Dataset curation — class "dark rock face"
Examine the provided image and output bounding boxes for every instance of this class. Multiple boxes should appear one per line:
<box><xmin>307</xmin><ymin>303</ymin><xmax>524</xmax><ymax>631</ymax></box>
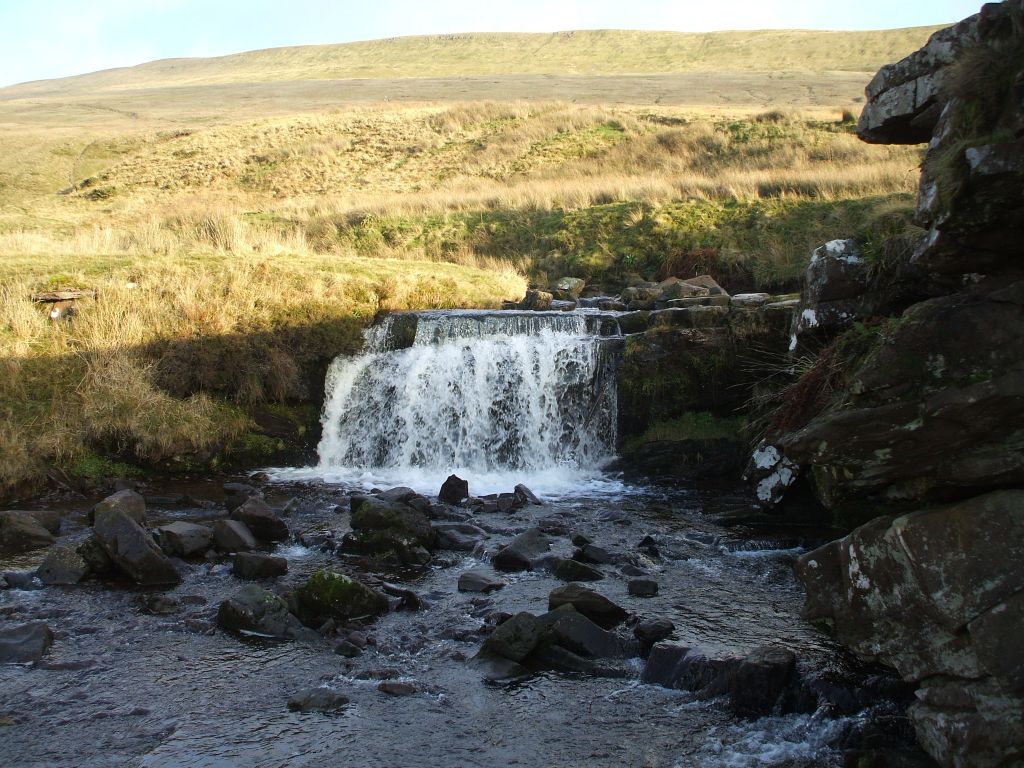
<box><xmin>291</xmin><ymin>570</ymin><xmax>388</xmax><ymax>627</ymax></box>
<box><xmin>771</xmin><ymin>9</ymin><xmax>1024</xmax><ymax>763</ymax></box>
<box><xmin>0</xmin><ymin>511</ymin><xmax>56</xmax><ymax>553</ymax></box>
<box><xmin>37</xmin><ymin>544</ymin><xmax>90</xmax><ymax>585</ymax></box>
<box><xmin>480</xmin><ymin>612</ymin><xmax>543</xmax><ymax>662</ymax></box>
<box><xmin>232</xmin><ymin>552</ymin><xmax>288</xmax><ymax>580</ymax></box>
<box><xmin>154</xmin><ymin>522</ymin><xmax>213</xmax><ymax>559</ymax></box>
<box><xmin>89</xmin><ymin>490</ymin><xmax>146</xmax><ymax>526</ymax></box>
<box><xmin>538</xmin><ymin>607</ymin><xmax>624</xmax><ymax>659</ymax></box>
<box><xmin>217</xmin><ymin>584</ymin><xmax>315</xmax><ymax>641</ymax></box>
<box><xmin>0</xmin><ymin>622</ymin><xmax>53</xmax><ymax>664</ymax></box>
<box><xmin>229</xmin><ymin>497</ymin><xmax>289</xmax><ymax>543</ymax></box>
<box><xmin>93</xmin><ymin>507</ymin><xmax>180</xmax><ymax>586</ymax></box>
<box><xmin>286</xmin><ymin>688</ymin><xmax>349</xmax><ymax>713</ymax></box>
<box><xmin>548</xmin><ymin>584</ymin><xmax>628</xmax><ymax>629</ymax></box>
<box><xmin>491</xmin><ymin>528</ymin><xmax>551</xmax><ymax>572</ymax></box>
<box><xmin>438</xmin><ymin>474</ymin><xmax>470</xmax><ymax>505</ymax></box>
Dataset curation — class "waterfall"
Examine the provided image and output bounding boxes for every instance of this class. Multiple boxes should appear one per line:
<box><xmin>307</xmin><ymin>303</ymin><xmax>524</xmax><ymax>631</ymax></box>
<box><xmin>315</xmin><ymin>310</ymin><xmax>621</xmax><ymax>495</ymax></box>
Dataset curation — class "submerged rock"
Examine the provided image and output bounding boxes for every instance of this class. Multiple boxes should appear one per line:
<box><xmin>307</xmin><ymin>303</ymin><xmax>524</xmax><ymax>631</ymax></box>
<box><xmin>217</xmin><ymin>584</ymin><xmax>314</xmax><ymax>641</ymax></box>
<box><xmin>457</xmin><ymin>569</ymin><xmax>505</xmax><ymax>594</ymax></box>
<box><xmin>286</xmin><ymin>687</ymin><xmax>350</xmax><ymax>713</ymax></box>
<box><xmin>93</xmin><ymin>507</ymin><xmax>180</xmax><ymax>586</ymax></box>
<box><xmin>0</xmin><ymin>622</ymin><xmax>53</xmax><ymax>664</ymax></box>
<box><xmin>291</xmin><ymin>570</ymin><xmax>388</xmax><ymax>627</ymax></box>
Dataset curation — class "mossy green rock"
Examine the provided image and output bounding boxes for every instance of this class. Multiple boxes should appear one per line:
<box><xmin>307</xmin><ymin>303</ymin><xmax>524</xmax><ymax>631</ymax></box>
<box><xmin>292</xmin><ymin>570</ymin><xmax>388</xmax><ymax>627</ymax></box>
<box><xmin>347</xmin><ymin>497</ymin><xmax>436</xmax><ymax>564</ymax></box>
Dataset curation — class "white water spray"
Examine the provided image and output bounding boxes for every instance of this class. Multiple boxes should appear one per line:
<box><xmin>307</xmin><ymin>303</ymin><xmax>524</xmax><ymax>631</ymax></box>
<box><xmin>313</xmin><ymin>310</ymin><xmax>621</xmax><ymax>495</ymax></box>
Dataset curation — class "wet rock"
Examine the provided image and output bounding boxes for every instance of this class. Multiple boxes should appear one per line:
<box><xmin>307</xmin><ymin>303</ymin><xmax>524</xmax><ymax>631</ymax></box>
<box><xmin>223</xmin><ymin>482</ymin><xmax>262</xmax><ymax>513</ymax></box>
<box><xmin>212</xmin><ymin>519</ymin><xmax>258</xmax><ymax>552</ymax></box>
<box><xmin>730</xmin><ymin>293</ymin><xmax>770</xmax><ymax>308</ymax></box>
<box><xmin>217</xmin><ymin>584</ymin><xmax>315</xmax><ymax>641</ymax></box>
<box><xmin>291</xmin><ymin>570</ymin><xmax>389</xmax><ymax>627</ymax></box>
<box><xmin>376</xmin><ymin>486</ymin><xmax>419</xmax><ymax>504</ymax></box>
<box><xmin>89</xmin><ymin>490</ymin><xmax>147</xmax><ymax>526</ymax></box>
<box><xmin>154</xmin><ymin>522</ymin><xmax>213</xmax><ymax>558</ymax></box>
<box><xmin>287</xmin><ymin>688</ymin><xmax>350</xmax><ymax>713</ymax></box>
<box><xmin>744</xmin><ymin>440</ymin><xmax>800</xmax><ymax>509</ymax></box>
<box><xmin>519</xmin><ymin>289</ymin><xmax>553</xmax><ymax>311</ymax></box>
<box><xmin>378</xmin><ymin>681</ymin><xmax>417</xmax><ymax>696</ymax></box>
<box><xmin>0</xmin><ymin>511</ymin><xmax>56</xmax><ymax>553</ymax></box>
<box><xmin>432</xmin><ymin>522</ymin><xmax>488</xmax><ymax>551</ymax></box>
<box><xmin>552</xmin><ymin>276</ymin><xmax>586</xmax><ymax>300</ymax></box>
<box><xmin>634</xmin><ymin>618</ymin><xmax>674</xmax><ymax>654</ymax></box>
<box><xmin>37</xmin><ymin>544</ymin><xmax>89</xmax><ymax>585</ymax></box>
<box><xmin>229</xmin><ymin>497</ymin><xmax>289</xmax><ymax>543</ymax></box>
<box><xmin>457</xmin><ymin>570</ymin><xmax>505</xmax><ymax>593</ymax></box>
<box><xmin>617</xmin><ymin>310</ymin><xmax>650</xmax><ymax>334</ymax></box>
<box><xmin>348</xmin><ymin>496</ymin><xmax>435</xmax><ymax>563</ymax></box>
<box><xmin>538</xmin><ymin>606</ymin><xmax>624</xmax><ymax>658</ymax></box>
<box><xmin>628</xmin><ymin>578</ymin><xmax>659</xmax><ymax>598</ymax></box>
<box><xmin>438</xmin><ymin>474</ymin><xmax>470</xmax><ymax>505</ymax></box>
<box><xmin>334</xmin><ymin>640</ymin><xmax>362</xmax><ymax>658</ymax></box>
<box><xmin>571</xmin><ymin>533</ymin><xmax>592</xmax><ymax>547</ymax></box>
<box><xmin>480</xmin><ymin>612</ymin><xmax>542</xmax><ymax>662</ymax></box>
<box><xmin>143</xmin><ymin>594</ymin><xmax>180</xmax><ymax>615</ymax></box>
<box><xmin>513</xmin><ymin>483</ymin><xmax>542</xmax><ymax>506</ymax></box>
<box><xmin>728</xmin><ymin>646</ymin><xmax>797</xmax><ymax>717</ymax></box>
<box><xmin>76</xmin><ymin>536</ymin><xmax>115</xmax><ymax>575</ymax></box>
<box><xmin>0</xmin><ymin>622</ymin><xmax>53</xmax><ymax>664</ymax></box>
<box><xmin>552</xmin><ymin>558</ymin><xmax>604</xmax><ymax>582</ymax></box>
<box><xmin>573</xmin><ymin>543</ymin><xmax>617</xmax><ymax>564</ymax></box>
<box><xmin>549</xmin><ymin>584</ymin><xmax>629</xmax><ymax>629</ymax></box>
<box><xmin>535</xmin><ymin>518</ymin><xmax>569</xmax><ymax>536</ymax></box>
<box><xmin>93</xmin><ymin>506</ymin><xmax>180</xmax><ymax>586</ymax></box>
<box><xmin>232</xmin><ymin>552</ymin><xmax>288</xmax><ymax>580</ymax></box>
<box><xmin>491</xmin><ymin>527</ymin><xmax>551</xmax><ymax>572</ymax></box>
<box><xmin>3</xmin><ymin>571</ymin><xmax>42</xmax><ymax>590</ymax></box>
<box><xmin>470</xmin><ymin>654</ymin><xmax>531</xmax><ymax>683</ymax></box>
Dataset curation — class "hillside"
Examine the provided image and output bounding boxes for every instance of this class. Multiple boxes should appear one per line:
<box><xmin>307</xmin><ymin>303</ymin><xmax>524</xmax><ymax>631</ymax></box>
<box><xmin>2</xmin><ymin>28</ymin><xmax>943</xmax><ymax>96</ymax></box>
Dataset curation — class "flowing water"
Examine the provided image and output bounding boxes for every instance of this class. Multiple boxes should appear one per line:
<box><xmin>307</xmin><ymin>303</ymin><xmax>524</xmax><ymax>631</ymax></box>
<box><xmin>0</xmin><ymin>309</ymin><xmax>923</xmax><ymax>767</ymax></box>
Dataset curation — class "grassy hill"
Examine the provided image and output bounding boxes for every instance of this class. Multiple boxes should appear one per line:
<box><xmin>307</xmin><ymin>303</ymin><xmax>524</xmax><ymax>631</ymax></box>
<box><xmin>3</xmin><ymin>28</ymin><xmax>941</xmax><ymax>96</ymax></box>
<box><xmin>0</xmin><ymin>26</ymin><xmax>939</xmax><ymax>496</ymax></box>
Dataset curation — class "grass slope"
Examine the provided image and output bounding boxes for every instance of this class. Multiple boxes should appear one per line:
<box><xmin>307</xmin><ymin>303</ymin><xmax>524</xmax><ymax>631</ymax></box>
<box><xmin>3</xmin><ymin>28</ymin><xmax>942</xmax><ymax>95</ymax></box>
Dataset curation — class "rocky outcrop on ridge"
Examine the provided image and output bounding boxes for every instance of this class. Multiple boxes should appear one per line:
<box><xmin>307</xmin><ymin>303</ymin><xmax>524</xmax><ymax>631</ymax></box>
<box><xmin>764</xmin><ymin>3</ymin><xmax>1024</xmax><ymax>765</ymax></box>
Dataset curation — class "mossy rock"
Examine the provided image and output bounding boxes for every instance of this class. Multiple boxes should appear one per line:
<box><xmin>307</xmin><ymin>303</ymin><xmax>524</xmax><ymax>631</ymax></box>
<box><xmin>291</xmin><ymin>570</ymin><xmax>389</xmax><ymax>627</ymax></box>
<box><xmin>351</xmin><ymin>497</ymin><xmax>435</xmax><ymax>548</ymax></box>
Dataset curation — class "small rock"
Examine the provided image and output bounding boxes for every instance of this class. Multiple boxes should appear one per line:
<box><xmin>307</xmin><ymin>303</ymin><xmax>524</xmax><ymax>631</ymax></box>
<box><xmin>212</xmin><ymin>519</ymin><xmax>258</xmax><ymax>552</ymax></box>
<box><xmin>143</xmin><ymin>595</ymin><xmax>180</xmax><ymax>615</ymax></box>
<box><xmin>536</xmin><ymin>518</ymin><xmax>569</xmax><ymax>536</ymax></box>
<box><xmin>480</xmin><ymin>612</ymin><xmax>543</xmax><ymax>662</ymax></box>
<box><xmin>628</xmin><ymin>579</ymin><xmax>659</xmax><ymax>598</ymax></box>
<box><xmin>549</xmin><ymin>584</ymin><xmax>629</xmax><ymax>629</ymax></box>
<box><xmin>376</xmin><ymin>486</ymin><xmax>419</xmax><ymax>504</ymax></box>
<box><xmin>291</xmin><ymin>570</ymin><xmax>389</xmax><ymax>627</ymax></box>
<box><xmin>287</xmin><ymin>688</ymin><xmax>349</xmax><ymax>713</ymax></box>
<box><xmin>154</xmin><ymin>522</ymin><xmax>213</xmax><ymax>558</ymax></box>
<box><xmin>378</xmin><ymin>681</ymin><xmax>417</xmax><ymax>696</ymax></box>
<box><xmin>334</xmin><ymin>640</ymin><xmax>362</xmax><ymax>658</ymax></box>
<box><xmin>229</xmin><ymin>497</ymin><xmax>289</xmax><ymax>543</ymax></box>
<box><xmin>458</xmin><ymin>570</ymin><xmax>506</xmax><ymax>593</ymax></box>
<box><xmin>634</xmin><ymin>618</ymin><xmax>675</xmax><ymax>644</ymax></box>
<box><xmin>2</xmin><ymin>572</ymin><xmax>42</xmax><ymax>590</ymax></box>
<box><xmin>491</xmin><ymin>528</ymin><xmax>551</xmax><ymax>572</ymax></box>
<box><xmin>0</xmin><ymin>622</ymin><xmax>53</xmax><ymax>664</ymax></box>
<box><xmin>0</xmin><ymin>511</ymin><xmax>56</xmax><ymax>554</ymax></box>
<box><xmin>574</xmin><ymin>543</ymin><xmax>617</xmax><ymax>564</ymax></box>
<box><xmin>571</xmin><ymin>533</ymin><xmax>592</xmax><ymax>547</ymax></box>
<box><xmin>217</xmin><ymin>584</ymin><xmax>316</xmax><ymax>641</ymax></box>
<box><xmin>438</xmin><ymin>474</ymin><xmax>470</xmax><ymax>505</ymax></box>
<box><xmin>433</xmin><ymin>522</ymin><xmax>488</xmax><ymax>552</ymax></box>
<box><xmin>37</xmin><ymin>544</ymin><xmax>90</xmax><ymax>585</ymax></box>
<box><xmin>552</xmin><ymin>558</ymin><xmax>604</xmax><ymax>582</ymax></box>
<box><xmin>232</xmin><ymin>552</ymin><xmax>288</xmax><ymax>580</ymax></box>
<box><xmin>513</xmin><ymin>484</ymin><xmax>542</xmax><ymax>505</ymax></box>
<box><xmin>223</xmin><ymin>483</ymin><xmax>262</xmax><ymax>513</ymax></box>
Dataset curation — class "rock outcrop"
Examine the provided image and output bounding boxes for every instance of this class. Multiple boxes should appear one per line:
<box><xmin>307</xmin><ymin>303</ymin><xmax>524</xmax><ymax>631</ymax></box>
<box><xmin>764</xmin><ymin>5</ymin><xmax>1024</xmax><ymax>765</ymax></box>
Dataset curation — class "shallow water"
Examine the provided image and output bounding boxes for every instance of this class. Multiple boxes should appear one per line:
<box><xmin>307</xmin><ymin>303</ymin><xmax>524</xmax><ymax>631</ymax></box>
<box><xmin>0</xmin><ymin>476</ymin><xmax>913</xmax><ymax>768</ymax></box>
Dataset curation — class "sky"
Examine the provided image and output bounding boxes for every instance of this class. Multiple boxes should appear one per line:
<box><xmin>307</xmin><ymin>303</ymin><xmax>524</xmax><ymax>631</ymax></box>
<box><xmin>0</xmin><ymin>0</ymin><xmax>984</xmax><ymax>88</ymax></box>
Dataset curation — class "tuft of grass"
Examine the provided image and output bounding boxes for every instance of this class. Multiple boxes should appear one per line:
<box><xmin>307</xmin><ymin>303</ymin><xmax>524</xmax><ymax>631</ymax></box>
<box><xmin>624</xmin><ymin>411</ymin><xmax>748</xmax><ymax>452</ymax></box>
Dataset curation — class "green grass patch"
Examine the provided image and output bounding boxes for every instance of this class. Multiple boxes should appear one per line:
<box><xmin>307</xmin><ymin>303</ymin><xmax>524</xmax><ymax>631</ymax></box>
<box><xmin>624</xmin><ymin>411</ymin><xmax>748</xmax><ymax>452</ymax></box>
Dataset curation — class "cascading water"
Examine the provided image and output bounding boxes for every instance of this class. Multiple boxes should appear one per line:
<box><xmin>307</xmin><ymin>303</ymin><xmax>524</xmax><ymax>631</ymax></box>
<box><xmin>314</xmin><ymin>310</ymin><xmax>622</xmax><ymax>495</ymax></box>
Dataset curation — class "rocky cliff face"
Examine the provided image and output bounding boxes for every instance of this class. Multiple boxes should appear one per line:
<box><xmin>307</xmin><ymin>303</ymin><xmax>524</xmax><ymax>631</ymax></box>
<box><xmin>767</xmin><ymin>3</ymin><xmax>1024</xmax><ymax>765</ymax></box>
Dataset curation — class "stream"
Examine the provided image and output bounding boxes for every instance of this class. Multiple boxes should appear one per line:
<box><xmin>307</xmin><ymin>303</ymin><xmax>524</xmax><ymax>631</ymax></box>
<box><xmin>0</xmin><ymin>309</ymin><xmax>921</xmax><ymax>767</ymax></box>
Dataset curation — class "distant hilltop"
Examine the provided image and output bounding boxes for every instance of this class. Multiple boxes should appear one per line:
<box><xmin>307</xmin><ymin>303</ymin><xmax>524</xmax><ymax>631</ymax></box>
<box><xmin>2</xmin><ymin>27</ymin><xmax>944</xmax><ymax>95</ymax></box>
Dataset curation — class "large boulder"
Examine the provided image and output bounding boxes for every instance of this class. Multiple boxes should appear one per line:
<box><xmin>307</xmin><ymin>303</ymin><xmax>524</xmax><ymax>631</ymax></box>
<box><xmin>92</xmin><ymin>507</ymin><xmax>180</xmax><ymax>586</ymax></box>
<box><xmin>479</xmin><ymin>612</ymin><xmax>543</xmax><ymax>662</ymax></box>
<box><xmin>229</xmin><ymin>497</ymin><xmax>289</xmax><ymax>543</ymax></box>
<box><xmin>232</xmin><ymin>552</ymin><xmax>288</xmax><ymax>580</ymax></box>
<box><xmin>491</xmin><ymin>528</ymin><xmax>551</xmax><ymax>572</ymax></box>
<box><xmin>291</xmin><ymin>570</ymin><xmax>388</xmax><ymax>627</ymax></box>
<box><xmin>438</xmin><ymin>475</ymin><xmax>470</xmax><ymax>505</ymax></box>
<box><xmin>0</xmin><ymin>622</ymin><xmax>53</xmax><ymax>664</ymax></box>
<box><xmin>0</xmin><ymin>511</ymin><xmax>56</xmax><ymax>553</ymax></box>
<box><xmin>217</xmin><ymin>584</ymin><xmax>315</xmax><ymax>641</ymax></box>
